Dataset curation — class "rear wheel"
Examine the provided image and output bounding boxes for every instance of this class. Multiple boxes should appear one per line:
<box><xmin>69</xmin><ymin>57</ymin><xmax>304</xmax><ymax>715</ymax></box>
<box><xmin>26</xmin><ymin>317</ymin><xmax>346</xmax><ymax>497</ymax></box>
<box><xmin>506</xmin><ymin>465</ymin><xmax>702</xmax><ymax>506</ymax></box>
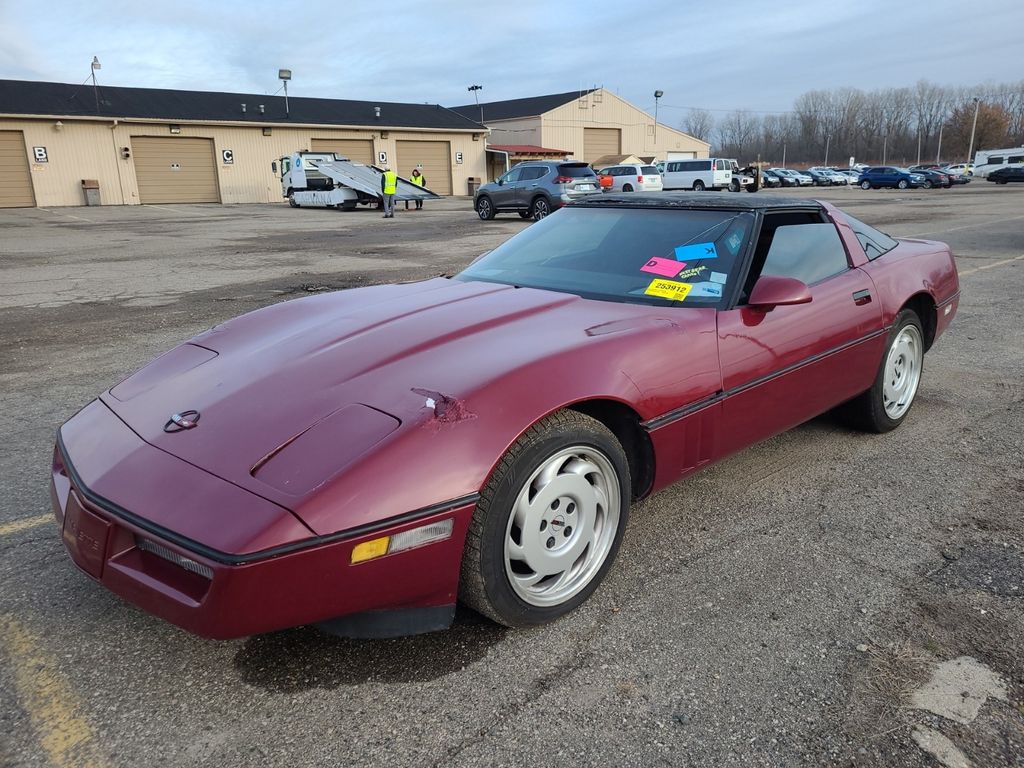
<box><xmin>622</xmin><ymin>184</ymin><xmax>634</xmax><ymax>192</ymax></box>
<box><xmin>923</xmin><ymin>180</ymin><xmax>933</xmax><ymax>189</ymax></box>
<box><xmin>729</xmin><ymin>179</ymin><xmax>740</xmax><ymax>192</ymax></box>
<box><xmin>460</xmin><ymin>411</ymin><xmax>630</xmax><ymax>626</ymax></box>
<box><xmin>897</xmin><ymin>179</ymin><xmax>909</xmax><ymax>190</ymax></box>
<box><xmin>692</xmin><ymin>180</ymin><xmax>706</xmax><ymax>192</ymax></box>
<box><xmin>288</xmin><ymin>193</ymin><xmax>299</xmax><ymax>208</ymax></box>
<box><xmin>860</xmin><ymin>181</ymin><xmax>871</xmax><ymax>190</ymax></box>
<box><xmin>842</xmin><ymin>309</ymin><xmax>925</xmax><ymax>432</ymax></box>
<box><xmin>531</xmin><ymin>197</ymin><xmax>551</xmax><ymax>221</ymax></box>
<box><xmin>476</xmin><ymin>196</ymin><xmax>495</xmax><ymax>220</ymax></box>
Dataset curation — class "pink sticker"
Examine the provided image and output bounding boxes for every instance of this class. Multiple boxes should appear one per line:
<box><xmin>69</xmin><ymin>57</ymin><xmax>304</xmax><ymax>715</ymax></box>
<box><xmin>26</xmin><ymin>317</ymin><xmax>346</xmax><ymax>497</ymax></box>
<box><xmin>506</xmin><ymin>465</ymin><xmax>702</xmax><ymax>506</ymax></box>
<box><xmin>641</xmin><ymin>257</ymin><xmax>686</xmax><ymax>277</ymax></box>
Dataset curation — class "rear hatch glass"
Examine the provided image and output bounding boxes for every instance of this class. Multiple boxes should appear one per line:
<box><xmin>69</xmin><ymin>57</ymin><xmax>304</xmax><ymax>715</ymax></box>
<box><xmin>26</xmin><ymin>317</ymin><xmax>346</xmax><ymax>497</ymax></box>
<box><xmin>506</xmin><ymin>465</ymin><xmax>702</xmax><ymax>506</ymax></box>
<box><xmin>641</xmin><ymin>166</ymin><xmax>659</xmax><ymax>175</ymax></box>
<box><xmin>557</xmin><ymin>164</ymin><xmax>596</xmax><ymax>177</ymax></box>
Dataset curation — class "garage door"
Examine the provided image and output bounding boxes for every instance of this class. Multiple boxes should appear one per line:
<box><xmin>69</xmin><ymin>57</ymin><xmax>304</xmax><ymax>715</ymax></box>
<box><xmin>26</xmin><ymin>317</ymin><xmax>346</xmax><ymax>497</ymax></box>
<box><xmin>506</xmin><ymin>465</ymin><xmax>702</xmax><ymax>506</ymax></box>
<box><xmin>583</xmin><ymin>128</ymin><xmax>621</xmax><ymax>164</ymax></box>
<box><xmin>310</xmin><ymin>138</ymin><xmax>374</xmax><ymax>165</ymax></box>
<box><xmin>0</xmin><ymin>131</ymin><xmax>35</xmax><ymax>208</ymax></box>
<box><xmin>396</xmin><ymin>140</ymin><xmax>451</xmax><ymax>195</ymax></box>
<box><xmin>132</xmin><ymin>137</ymin><xmax>220</xmax><ymax>204</ymax></box>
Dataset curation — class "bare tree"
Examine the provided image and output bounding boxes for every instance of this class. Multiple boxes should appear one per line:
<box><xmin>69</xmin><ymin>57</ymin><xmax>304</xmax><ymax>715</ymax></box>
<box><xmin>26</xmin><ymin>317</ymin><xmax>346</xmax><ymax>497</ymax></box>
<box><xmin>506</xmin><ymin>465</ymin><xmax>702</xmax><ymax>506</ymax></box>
<box><xmin>680</xmin><ymin>108</ymin><xmax>715</xmax><ymax>143</ymax></box>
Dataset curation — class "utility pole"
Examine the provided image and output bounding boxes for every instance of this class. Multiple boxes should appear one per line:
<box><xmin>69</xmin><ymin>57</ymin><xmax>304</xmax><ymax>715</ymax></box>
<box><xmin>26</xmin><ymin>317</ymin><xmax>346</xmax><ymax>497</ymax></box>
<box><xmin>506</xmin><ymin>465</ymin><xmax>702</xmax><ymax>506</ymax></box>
<box><xmin>883</xmin><ymin>135</ymin><xmax>888</xmax><ymax>165</ymax></box>
<box><xmin>916</xmin><ymin>132</ymin><xmax>922</xmax><ymax>166</ymax></box>
<box><xmin>966</xmin><ymin>97</ymin><xmax>980</xmax><ymax>166</ymax></box>
<box><xmin>278</xmin><ymin>69</ymin><xmax>292</xmax><ymax>118</ymax></box>
<box><xmin>824</xmin><ymin>134</ymin><xmax>830</xmax><ymax>167</ymax></box>
<box><xmin>653</xmin><ymin>90</ymin><xmax>663</xmax><ymax>143</ymax></box>
<box><xmin>936</xmin><ymin>125</ymin><xmax>943</xmax><ymax>165</ymax></box>
<box><xmin>782</xmin><ymin>143</ymin><xmax>786</xmax><ymax>168</ymax></box>
<box><xmin>90</xmin><ymin>56</ymin><xmax>101</xmax><ymax>112</ymax></box>
<box><xmin>468</xmin><ymin>85</ymin><xmax>483</xmax><ymax>124</ymax></box>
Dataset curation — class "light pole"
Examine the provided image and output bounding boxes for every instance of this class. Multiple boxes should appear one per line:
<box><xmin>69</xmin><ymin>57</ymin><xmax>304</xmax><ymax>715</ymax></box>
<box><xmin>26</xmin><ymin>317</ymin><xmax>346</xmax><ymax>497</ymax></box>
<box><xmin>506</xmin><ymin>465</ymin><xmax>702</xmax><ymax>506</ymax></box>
<box><xmin>882</xmin><ymin>134</ymin><xmax>888</xmax><ymax>165</ymax></box>
<box><xmin>653</xmin><ymin>90</ymin><xmax>663</xmax><ymax>142</ymax></box>
<box><xmin>966</xmin><ymin>97</ymin><xmax>980</xmax><ymax>166</ymax></box>
<box><xmin>90</xmin><ymin>56</ymin><xmax>101</xmax><ymax>112</ymax></box>
<box><xmin>468</xmin><ymin>85</ymin><xmax>483</xmax><ymax>124</ymax></box>
<box><xmin>916</xmin><ymin>131</ymin><xmax>922</xmax><ymax>166</ymax></box>
<box><xmin>824</xmin><ymin>134</ymin><xmax>831</xmax><ymax>167</ymax></box>
<box><xmin>781</xmin><ymin>143</ymin><xmax>786</xmax><ymax>168</ymax></box>
<box><xmin>936</xmin><ymin>124</ymin><xmax>943</xmax><ymax>165</ymax></box>
<box><xmin>280</xmin><ymin>68</ymin><xmax>292</xmax><ymax>118</ymax></box>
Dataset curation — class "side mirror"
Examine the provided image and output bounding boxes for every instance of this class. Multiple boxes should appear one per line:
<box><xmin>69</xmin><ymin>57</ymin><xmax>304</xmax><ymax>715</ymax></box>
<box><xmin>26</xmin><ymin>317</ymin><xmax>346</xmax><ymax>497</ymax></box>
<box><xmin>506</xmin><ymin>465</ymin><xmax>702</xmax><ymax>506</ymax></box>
<box><xmin>496</xmin><ymin>178</ymin><xmax>504</xmax><ymax>186</ymax></box>
<box><xmin>271</xmin><ymin>161</ymin><xmax>278</xmax><ymax>173</ymax></box>
<box><xmin>748</xmin><ymin>275</ymin><xmax>812</xmax><ymax>310</ymax></box>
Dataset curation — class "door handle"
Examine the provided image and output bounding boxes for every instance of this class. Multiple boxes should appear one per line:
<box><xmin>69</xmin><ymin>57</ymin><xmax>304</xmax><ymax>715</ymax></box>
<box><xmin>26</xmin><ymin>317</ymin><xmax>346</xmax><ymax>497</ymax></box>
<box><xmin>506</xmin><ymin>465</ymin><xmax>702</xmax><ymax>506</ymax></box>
<box><xmin>852</xmin><ymin>289</ymin><xmax>872</xmax><ymax>306</ymax></box>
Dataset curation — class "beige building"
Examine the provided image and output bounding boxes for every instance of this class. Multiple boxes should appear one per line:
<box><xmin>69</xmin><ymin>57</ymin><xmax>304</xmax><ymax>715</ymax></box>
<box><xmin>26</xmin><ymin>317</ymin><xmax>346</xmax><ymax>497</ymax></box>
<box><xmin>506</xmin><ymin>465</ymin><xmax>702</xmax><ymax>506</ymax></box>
<box><xmin>451</xmin><ymin>89</ymin><xmax>709</xmax><ymax>180</ymax></box>
<box><xmin>0</xmin><ymin>79</ymin><xmax>488</xmax><ymax>208</ymax></box>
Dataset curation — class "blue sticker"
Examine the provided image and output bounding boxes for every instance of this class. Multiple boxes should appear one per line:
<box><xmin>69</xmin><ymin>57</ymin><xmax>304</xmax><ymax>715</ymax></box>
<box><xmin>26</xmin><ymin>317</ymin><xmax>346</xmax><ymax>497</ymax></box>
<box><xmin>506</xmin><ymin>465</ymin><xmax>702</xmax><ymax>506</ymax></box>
<box><xmin>687</xmin><ymin>281</ymin><xmax>723</xmax><ymax>298</ymax></box>
<box><xmin>675</xmin><ymin>242</ymin><xmax>718</xmax><ymax>261</ymax></box>
<box><xmin>725</xmin><ymin>231</ymin><xmax>743</xmax><ymax>255</ymax></box>
<box><xmin>710</xmin><ymin>271</ymin><xmax>728</xmax><ymax>284</ymax></box>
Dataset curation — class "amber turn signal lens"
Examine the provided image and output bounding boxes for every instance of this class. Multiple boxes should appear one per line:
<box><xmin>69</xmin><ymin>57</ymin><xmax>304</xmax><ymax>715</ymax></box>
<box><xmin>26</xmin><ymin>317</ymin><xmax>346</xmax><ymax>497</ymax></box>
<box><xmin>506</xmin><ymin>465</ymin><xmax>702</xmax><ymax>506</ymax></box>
<box><xmin>350</xmin><ymin>536</ymin><xmax>390</xmax><ymax>564</ymax></box>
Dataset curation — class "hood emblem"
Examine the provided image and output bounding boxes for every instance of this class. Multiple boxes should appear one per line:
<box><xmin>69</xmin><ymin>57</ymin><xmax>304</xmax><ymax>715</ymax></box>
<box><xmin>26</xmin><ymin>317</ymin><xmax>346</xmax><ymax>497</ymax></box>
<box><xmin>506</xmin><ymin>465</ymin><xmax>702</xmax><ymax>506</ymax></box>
<box><xmin>164</xmin><ymin>410</ymin><xmax>201</xmax><ymax>432</ymax></box>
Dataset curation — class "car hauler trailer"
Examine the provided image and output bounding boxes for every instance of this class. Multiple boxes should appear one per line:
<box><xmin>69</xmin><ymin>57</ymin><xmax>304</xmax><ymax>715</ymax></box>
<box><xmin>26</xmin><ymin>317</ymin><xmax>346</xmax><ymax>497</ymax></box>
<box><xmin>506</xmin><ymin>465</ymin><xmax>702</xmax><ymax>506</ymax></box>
<box><xmin>276</xmin><ymin>152</ymin><xmax>440</xmax><ymax>210</ymax></box>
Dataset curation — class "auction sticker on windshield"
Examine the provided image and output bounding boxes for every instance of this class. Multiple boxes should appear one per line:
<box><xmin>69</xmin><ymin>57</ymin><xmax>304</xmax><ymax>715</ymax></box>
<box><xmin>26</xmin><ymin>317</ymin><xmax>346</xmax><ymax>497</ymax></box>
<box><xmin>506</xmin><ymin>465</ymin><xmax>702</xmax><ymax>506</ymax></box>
<box><xmin>675</xmin><ymin>242</ymin><xmax>718</xmax><ymax>261</ymax></box>
<box><xmin>644</xmin><ymin>279</ymin><xmax>693</xmax><ymax>301</ymax></box>
<box><xmin>641</xmin><ymin>257</ymin><xmax>687</xmax><ymax>277</ymax></box>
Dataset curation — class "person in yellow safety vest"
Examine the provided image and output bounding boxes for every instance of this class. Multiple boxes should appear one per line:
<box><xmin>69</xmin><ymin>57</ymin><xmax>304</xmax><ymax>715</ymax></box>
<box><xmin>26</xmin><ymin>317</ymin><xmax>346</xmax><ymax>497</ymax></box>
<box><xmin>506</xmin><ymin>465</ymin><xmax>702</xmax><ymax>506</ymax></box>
<box><xmin>380</xmin><ymin>166</ymin><xmax>398</xmax><ymax>218</ymax></box>
<box><xmin>409</xmin><ymin>167</ymin><xmax>427</xmax><ymax>210</ymax></box>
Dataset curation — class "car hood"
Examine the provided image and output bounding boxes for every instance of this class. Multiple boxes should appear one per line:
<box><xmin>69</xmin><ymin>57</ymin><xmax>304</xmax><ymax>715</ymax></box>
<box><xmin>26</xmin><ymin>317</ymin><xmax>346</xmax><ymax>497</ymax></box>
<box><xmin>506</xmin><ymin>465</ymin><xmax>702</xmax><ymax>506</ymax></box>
<box><xmin>100</xmin><ymin>278</ymin><xmax>679</xmax><ymax>515</ymax></box>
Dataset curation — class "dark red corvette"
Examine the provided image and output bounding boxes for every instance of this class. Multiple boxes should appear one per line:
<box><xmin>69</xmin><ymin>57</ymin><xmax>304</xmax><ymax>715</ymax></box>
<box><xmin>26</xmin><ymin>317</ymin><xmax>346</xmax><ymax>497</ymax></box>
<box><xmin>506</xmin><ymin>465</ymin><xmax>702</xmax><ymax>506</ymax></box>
<box><xmin>52</xmin><ymin>193</ymin><xmax>959</xmax><ymax>639</ymax></box>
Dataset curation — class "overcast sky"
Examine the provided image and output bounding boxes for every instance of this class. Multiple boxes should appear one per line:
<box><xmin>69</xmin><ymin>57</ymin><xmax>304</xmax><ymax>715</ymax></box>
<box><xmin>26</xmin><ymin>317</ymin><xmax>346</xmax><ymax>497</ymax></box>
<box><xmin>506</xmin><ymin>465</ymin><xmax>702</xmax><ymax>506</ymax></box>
<box><xmin>1</xmin><ymin>0</ymin><xmax>1020</xmax><ymax>120</ymax></box>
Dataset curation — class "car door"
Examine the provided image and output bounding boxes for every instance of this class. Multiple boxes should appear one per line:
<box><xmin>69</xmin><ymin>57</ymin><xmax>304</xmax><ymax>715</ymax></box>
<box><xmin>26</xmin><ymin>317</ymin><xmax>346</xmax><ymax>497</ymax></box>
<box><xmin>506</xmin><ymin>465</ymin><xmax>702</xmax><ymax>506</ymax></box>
<box><xmin>714</xmin><ymin>211</ymin><xmax>885</xmax><ymax>459</ymax></box>
<box><xmin>519</xmin><ymin>166</ymin><xmax>549</xmax><ymax>208</ymax></box>
<box><xmin>492</xmin><ymin>166</ymin><xmax>524</xmax><ymax>209</ymax></box>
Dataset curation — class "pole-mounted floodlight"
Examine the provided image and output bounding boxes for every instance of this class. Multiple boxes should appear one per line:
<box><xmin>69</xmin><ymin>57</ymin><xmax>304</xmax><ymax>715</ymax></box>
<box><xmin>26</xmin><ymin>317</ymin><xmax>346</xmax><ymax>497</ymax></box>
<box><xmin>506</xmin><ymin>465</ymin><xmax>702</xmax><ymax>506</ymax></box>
<box><xmin>279</xmin><ymin>69</ymin><xmax>292</xmax><ymax>118</ymax></box>
<box><xmin>653</xmin><ymin>90</ymin><xmax>664</xmax><ymax>142</ymax></box>
<box><xmin>468</xmin><ymin>85</ymin><xmax>483</xmax><ymax>123</ymax></box>
<box><xmin>90</xmin><ymin>56</ymin><xmax>101</xmax><ymax>112</ymax></box>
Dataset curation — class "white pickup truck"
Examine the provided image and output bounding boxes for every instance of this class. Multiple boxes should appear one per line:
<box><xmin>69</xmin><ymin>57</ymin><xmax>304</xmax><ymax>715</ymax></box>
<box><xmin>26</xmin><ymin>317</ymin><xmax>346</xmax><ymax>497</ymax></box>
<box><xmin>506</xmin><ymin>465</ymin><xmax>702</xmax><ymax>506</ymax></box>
<box><xmin>276</xmin><ymin>152</ymin><xmax>438</xmax><ymax>210</ymax></box>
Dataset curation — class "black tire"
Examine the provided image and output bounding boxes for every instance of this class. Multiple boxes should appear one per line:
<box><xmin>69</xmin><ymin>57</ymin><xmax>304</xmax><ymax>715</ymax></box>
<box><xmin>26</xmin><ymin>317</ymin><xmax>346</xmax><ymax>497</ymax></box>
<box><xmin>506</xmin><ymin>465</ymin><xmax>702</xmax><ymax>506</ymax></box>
<box><xmin>476</xmin><ymin>196</ymin><xmax>495</xmax><ymax>220</ymax></box>
<box><xmin>860</xmin><ymin>181</ymin><xmax>871</xmax><ymax>190</ymax></box>
<box><xmin>897</xmin><ymin>179</ymin><xmax>909</xmax><ymax>190</ymax></box>
<box><xmin>923</xmin><ymin>180</ymin><xmax>933</xmax><ymax>189</ymax></box>
<box><xmin>459</xmin><ymin>410</ymin><xmax>630</xmax><ymax>627</ymax></box>
<box><xmin>841</xmin><ymin>309</ymin><xmax>924</xmax><ymax>433</ymax></box>
<box><xmin>692</xmin><ymin>180</ymin><xmax>706</xmax><ymax>191</ymax></box>
<box><xmin>729</xmin><ymin>179</ymin><xmax>740</xmax><ymax>192</ymax></box>
<box><xmin>531</xmin><ymin>197</ymin><xmax>551</xmax><ymax>221</ymax></box>
<box><xmin>340</xmin><ymin>202</ymin><xmax>357</xmax><ymax>211</ymax></box>
<box><xmin>518</xmin><ymin>211</ymin><xmax>532</xmax><ymax>219</ymax></box>
<box><xmin>622</xmin><ymin>184</ymin><xmax>634</xmax><ymax>192</ymax></box>
<box><xmin>288</xmin><ymin>193</ymin><xmax>299</xmax><ymax>208</ymax></box>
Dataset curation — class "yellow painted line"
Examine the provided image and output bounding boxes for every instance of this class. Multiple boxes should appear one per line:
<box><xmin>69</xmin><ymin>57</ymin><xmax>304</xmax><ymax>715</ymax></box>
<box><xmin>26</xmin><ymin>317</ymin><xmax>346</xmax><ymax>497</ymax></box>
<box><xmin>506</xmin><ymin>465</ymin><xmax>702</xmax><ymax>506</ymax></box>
<box><xmin>959</xmin><ymin>254</ymin><xmax>1024</xmax><ymax>277</ymax></box>
<box><xmin>1</xmin><ymin>615</ymin><xmax>111</xmax><ymax>768</ymax></box>
<box><xmin>0</xmin><ymin>514</ymin><xmax>53</xmax><ymax>538</ymax></box>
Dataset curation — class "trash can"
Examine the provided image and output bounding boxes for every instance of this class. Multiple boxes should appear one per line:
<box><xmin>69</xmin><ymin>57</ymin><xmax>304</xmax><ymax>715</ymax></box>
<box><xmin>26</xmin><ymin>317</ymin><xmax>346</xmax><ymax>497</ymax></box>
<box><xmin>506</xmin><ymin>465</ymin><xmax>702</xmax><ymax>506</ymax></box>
<box><xmin>81</xmin><ymin>179</ymin><xmax>101</xmax><ymax>206</ymax></box>
<box><xmin>467</xmin><ymin>177</ymin><xmax>480</xmax><ymax>196</ymax></box>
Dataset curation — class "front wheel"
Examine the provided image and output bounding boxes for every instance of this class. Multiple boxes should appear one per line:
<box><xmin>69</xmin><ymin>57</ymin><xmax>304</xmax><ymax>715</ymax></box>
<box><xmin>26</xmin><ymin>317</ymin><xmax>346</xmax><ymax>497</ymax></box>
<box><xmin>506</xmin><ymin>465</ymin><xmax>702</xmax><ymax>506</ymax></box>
<box><xmin>860</xmin><ymin>181</ymin><xmax>871</xmax><ymax>190</ymax></box>
<box><xmin>692</xmin><ymin>180</ymin><xmax>706</xmax><ymax>191</ymax></box>
<box><xmin>531</xmin><ymin>197</ymin><xmax>551</xmax><ymax>221</ymax></box>
<box><xmin>288</xmin><ymin>193</ymin><xmax>299</xmax><ymax>208</ymax></box>
<box><xmin>842</xmin><ymin>309</ymin><xmax>925</xmax><ymax>432</ymax></box>
<box><xmin>459</xmin><ymin>411</ymin><xmax>630</xmax><ymax>627</ymax></box>
<box><xmin>476</xmin><ymin>196</ymin><xmax>495</xmax><ymax>220</ymax></box>
<box><xmin>923</xmin><ymin>180</ymin><xmax>933</xmax><ymax>189</ymax></box>
<box><xmin>729</xmin><ymin>179</ymin><xmax>740</xmax><ymax>192</ymax></box>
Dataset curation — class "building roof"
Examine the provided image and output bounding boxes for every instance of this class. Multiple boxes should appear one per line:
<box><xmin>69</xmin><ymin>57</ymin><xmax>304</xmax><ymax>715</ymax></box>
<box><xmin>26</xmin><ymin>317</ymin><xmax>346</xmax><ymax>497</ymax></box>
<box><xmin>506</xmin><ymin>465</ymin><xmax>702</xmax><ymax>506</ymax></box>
<box><xmin>450</xmin><ymin>89</ymin><xmax>597</xmax><ymax>122</ymax></box>
<box><xmin>591</xmin><ymin>154</ymin><xmax>644</xmax><ymax>167</ymax></box>
<box><xmin>487</xmin><ymin>144</ymin><xmax>570</xmax><ymax>156</ymax></box>
<box><xmin>0</xmin><ymin>79</ymin><xmax>485</xmax><ymax>130</ymax></box>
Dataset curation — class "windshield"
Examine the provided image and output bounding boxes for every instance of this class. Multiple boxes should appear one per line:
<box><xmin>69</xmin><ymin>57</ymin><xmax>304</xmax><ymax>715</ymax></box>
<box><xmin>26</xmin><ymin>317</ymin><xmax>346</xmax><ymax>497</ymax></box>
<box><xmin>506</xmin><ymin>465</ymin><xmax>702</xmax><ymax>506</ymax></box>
<box><xmin>457</xmin><ymin>207</ymin><xmax>754</xmax><ymax>307</ymax></box>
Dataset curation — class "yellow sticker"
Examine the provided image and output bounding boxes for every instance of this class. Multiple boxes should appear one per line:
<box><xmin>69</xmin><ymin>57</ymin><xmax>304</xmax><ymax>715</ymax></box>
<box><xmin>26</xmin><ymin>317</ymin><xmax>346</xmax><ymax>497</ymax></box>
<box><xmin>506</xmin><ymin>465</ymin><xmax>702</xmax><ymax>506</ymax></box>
<box><xmin>644</xmin><ymin>279</ymin><xmax>693</xmax><ymax>301</ymax></box>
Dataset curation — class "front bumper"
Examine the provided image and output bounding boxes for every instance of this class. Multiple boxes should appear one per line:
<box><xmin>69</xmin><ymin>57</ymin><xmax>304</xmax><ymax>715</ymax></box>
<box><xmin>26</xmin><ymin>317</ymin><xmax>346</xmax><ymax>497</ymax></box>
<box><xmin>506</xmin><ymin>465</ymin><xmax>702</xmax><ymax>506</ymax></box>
<box><xmin>52</xmin><ymin>402</ymin><xmax>476</xmax><ymax>639</ymax></box>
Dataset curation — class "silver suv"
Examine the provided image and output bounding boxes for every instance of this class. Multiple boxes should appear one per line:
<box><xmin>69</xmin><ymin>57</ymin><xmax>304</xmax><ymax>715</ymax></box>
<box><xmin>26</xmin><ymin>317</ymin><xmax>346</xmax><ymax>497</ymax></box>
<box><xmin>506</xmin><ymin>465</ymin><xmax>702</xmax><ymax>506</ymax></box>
<box><xmin>475</xmin><ymin>161</ymin><xmax>600</xmax><ymax>221</ymax></box>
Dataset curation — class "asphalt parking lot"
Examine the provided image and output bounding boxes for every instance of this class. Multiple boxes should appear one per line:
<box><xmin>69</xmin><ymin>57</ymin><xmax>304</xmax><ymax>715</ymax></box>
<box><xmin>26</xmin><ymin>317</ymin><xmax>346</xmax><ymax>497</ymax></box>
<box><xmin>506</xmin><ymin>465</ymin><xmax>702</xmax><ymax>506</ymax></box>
<box><xmin>1</xmin><ymin>184</ymin><xmax>1023</xmax><ymax>767</ymax></box>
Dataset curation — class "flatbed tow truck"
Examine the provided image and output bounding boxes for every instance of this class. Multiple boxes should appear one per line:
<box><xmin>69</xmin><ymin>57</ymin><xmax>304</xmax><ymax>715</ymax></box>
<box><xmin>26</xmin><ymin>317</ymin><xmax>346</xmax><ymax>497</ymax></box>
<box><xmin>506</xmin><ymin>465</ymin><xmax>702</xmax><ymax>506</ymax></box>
<box><xmin>276</xmin><ymin>152</ymin><xmax>439</xmax><ymax>210</ymax></box>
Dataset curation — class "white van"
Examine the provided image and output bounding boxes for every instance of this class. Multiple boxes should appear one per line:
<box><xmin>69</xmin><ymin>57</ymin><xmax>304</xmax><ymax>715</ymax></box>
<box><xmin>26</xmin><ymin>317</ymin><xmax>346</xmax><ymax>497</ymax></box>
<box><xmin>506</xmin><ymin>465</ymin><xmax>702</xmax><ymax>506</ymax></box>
<box><xmin>662</xmin><ymin>158</ymin><xmax>732</xmax><ymax>191</ymax></box>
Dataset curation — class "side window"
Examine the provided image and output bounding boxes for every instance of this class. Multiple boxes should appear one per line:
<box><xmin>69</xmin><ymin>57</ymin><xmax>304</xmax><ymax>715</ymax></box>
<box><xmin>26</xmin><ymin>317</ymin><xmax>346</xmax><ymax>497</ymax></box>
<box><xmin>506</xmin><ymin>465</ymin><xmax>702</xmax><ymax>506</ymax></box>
<box><xmin>989</xmin><ymin>157</ymin><xmax>1004</xmax><ymax>165</ymax></box>
<box><xmin>1008</xmin><ymin>155</ymin><xmax>1024</xmax><ymax>164</ymax></box>
<box><xmin>761</xmin><ymin>223</ymin><xmax>850</xmax><ymax>285</ymax></box>
<box><xmin>501</xmin><ymin>167</ymin><xmax>524</xmax><ymax>184</ymax></box>
<box><xmin>281</xmin><ymin>158</ymin><xmax>290</xmax><ymax>176</ymax></box>
<box><xmin>521</xmin><ymin>167</ymin><xmax>546</xmax><ymax>181</ymax></box>
<box><xmin>843</xmin><ymin>213</ymin><xmax>899</xmax><ymax>261</ymax></box>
